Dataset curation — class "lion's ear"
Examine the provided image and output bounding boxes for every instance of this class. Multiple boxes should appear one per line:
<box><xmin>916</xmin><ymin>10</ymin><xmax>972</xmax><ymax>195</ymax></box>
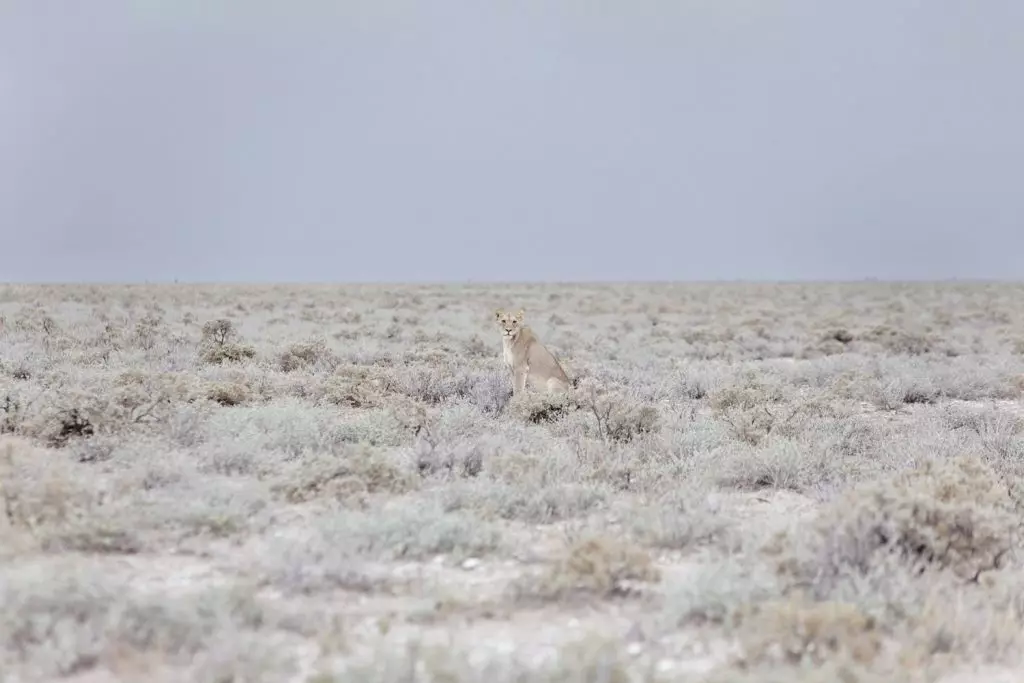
<box><xmin>515</xmin><ymin>308</ymin><xmax>525</xmax><ymax>320</ymax></box>
<box><xmin>494</xmin><ymin>308</ymin><xmax>504</xmax><ymax>319</ymax></box>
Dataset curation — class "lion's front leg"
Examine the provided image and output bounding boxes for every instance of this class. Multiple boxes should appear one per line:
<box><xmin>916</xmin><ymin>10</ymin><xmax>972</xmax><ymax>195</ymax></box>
<box><xmin>513</xmin><ymin>365</ymin><xmax>528</xmax><ymax>395</ymax></box>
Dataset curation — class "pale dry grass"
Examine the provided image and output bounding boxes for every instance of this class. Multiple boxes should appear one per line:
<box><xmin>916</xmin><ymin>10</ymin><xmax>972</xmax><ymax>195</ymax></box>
<box><xmin>2</xmin><ymin>282</ymin><xmax>1024</xmax><ymax>681</ymax></box>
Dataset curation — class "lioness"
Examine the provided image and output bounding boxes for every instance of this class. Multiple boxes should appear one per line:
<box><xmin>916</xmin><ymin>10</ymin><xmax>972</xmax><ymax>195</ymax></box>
<box><xmin>494</xmin><ymin>308</ymin><xmax>571</xmax><ymax>395</ymax></box>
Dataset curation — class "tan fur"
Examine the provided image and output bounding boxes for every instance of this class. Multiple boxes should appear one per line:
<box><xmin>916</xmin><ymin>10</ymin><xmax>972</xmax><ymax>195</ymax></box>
<box><xmin>493</xmin><ymin>308</ymin><xmax>571</xmax><ymax>395</ymax></box>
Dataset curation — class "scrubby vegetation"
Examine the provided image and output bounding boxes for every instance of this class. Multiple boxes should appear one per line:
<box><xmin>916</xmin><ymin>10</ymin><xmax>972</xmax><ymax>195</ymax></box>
<box><xmin>2</xmin><ymin>281</ymin><xmax>1024</xmax><ymax>681</ymax></box>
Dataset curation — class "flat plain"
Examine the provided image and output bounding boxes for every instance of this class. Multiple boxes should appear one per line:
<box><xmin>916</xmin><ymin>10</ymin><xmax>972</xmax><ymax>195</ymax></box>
<box><xmin>3</xmin><ymin>281</ymin><xmax>1024</xmax><ymax>683</ymax></box>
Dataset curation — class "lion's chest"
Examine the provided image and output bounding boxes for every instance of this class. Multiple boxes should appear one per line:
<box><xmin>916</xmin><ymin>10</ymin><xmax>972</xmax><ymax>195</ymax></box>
<box><xmin>501</xmin><ymin>339</ymin><xmax>515</xmax><ymax>368</ymax></box>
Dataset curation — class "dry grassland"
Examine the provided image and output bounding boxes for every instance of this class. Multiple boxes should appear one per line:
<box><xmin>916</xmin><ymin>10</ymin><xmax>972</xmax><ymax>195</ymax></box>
<box><xmin>3</xmin><ymin>281</ymin><xmax>1024</xmax><ymax>682</ymax></box>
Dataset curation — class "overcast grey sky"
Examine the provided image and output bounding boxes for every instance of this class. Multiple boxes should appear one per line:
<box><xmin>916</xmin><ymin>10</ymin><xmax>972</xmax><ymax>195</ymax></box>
<box><xmin>2</xmin><ymin>1</ymin><xmax>1022</xmax><ymax>282</ymax></box>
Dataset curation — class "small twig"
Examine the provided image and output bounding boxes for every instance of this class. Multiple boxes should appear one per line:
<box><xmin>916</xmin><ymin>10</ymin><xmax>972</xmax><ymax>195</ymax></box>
<box><xmin>130</xmin><ymin>396</ymin><xmax>167</xmax><ymax>424</ymax></box>
<box><xmin>0</xmin><ymin>444</ymin><xmax>16</xmax><ymax>526</ymax></box>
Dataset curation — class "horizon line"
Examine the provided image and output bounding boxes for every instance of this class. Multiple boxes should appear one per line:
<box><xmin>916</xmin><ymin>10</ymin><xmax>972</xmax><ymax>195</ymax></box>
<box><xmin>1</xmin><ymin>278</ymin><xmax>1021</xmax><ymax>286</ymax></box>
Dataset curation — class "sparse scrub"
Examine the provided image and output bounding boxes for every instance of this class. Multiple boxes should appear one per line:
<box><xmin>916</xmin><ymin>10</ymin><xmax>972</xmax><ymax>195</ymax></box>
<box><xmin>14</xmin><ymin>374</ymin><xmax>180</xmax><ymax>447</ymax></box>
<box><xmin>391</xmin><ymin>364</ymin><xmax>475</xmax><ymax>404</ymax></box>
<box><xmin>204</xmin><ymin>380</ymin><xmax>250</xmax><ymax>406</ymax></box>
<box><xmin>273</xmin><ymin>446</ymin><xmax>419</xmax><ymax>504</ymax></box>
<box><xmin>675</xmin><ymin>368</ymin><xmax>712</xmax><ymax>400</ymax></box>
<box><xmin>0</xmin><ymin>394</ymin><xmax>26</xmax><ymax>434</ymax></box>
<box><xmin>442</xmin><ymin>480</ymin><xmax>608</xmax><ymax>524</ymax></box>
<box><xmin>662</xmin><ymin>561</ymin><xmax>782</xmax><ymax>627</ymax></box>
<box><xmin>462</xmin><ymin>334</ymin><xmax>492</xmax><ymax>358</ymax></box>
<box><xmin>2</xmin><ymin>282</ymin><xmax>1024</xmax><ymax>680</ymax></box>
<box><xmin>511</xmin><ymin>536</ymin><xmax>660</xmax><ymax>603</ymax></box>
<box><xmin>1</xmin><ymin>437</ymin><xmax>105</xmax><ymax>535</ymax></box>
<box><xmin>200</xmin><ymin>398</ymin><xmax>355</xmax><ymax>459</ymax></box>
<box><xmin>730</xmin><ymin>599</ymin><xmax>885</xmax><ymax>669</ymax></box>
<box><xmin>466</xmin><ymin>369</ymin><xmax>513</xmax><ymax>414</ymax></box>
<box><xmin>717</xmin><ymin>437</ymin><xmax>833</xmax><ymax>492</ymax></box>
<box><xmin>130</xmin><ymin>312</ymin><xmax>165</xmax><ymax>350</ymax></box>
<box><xmin>258</xmin><ymin>535</ymin><xmax>395</xmax><ymax>596</ymax></box>
<box><xmin>774</xmin><ymin>456</ymin><xmax>1023</xmax><ymax>591</ymax></box>
<box><xmin>629</xmin><ymin>490</ymin><xmax>733</xmax><ymax>551</ymax></box>
<box><xmin>302</xmin><ymin>500</ymin><xmax>504</xmax><ymax>562</ymax></box>
<box><xmin>710</xmin><ymin>381</ymin><xmax>833</xmax><ymax>446</ymax></box>
<box><xmin>0</xmin><ymin>562</ymin><xmax>291</xmax><ymax>680</ymax></box>
<box><xmin>941</xmin><ymin>404</ymin><xmax>1024</xmax><ymax>466</ymax></box>
<box><xmin>861</xmin><ymin>325</ymin><xmax>936</xmax><ymax>356</ymax></box>
<box><xmin>870</xmin><ymin>377</ymin><xmax>940</xmax><ymax>411</ymax></box>
<box><xmin>700</xmin><ymin>663</ymin><xmax>897</xmax><ymax>683</ymax></box>
<box><xmin>121</xmin><ymin>474</ymin><xmax>272</xmax><ymax>541</ymax></box>
<box><xmin>413</xmin><ymin>435</ymin><xmax>488</xmax><ymax>480</ymax></box>
<box><xmin>577</xmin><ymin>381</ymin><xmax>661</xmax><ymax>443</ymax></box>
<box><xmin>332</xmin><ymin>634</ymin><xmax>639</xmax><ymax>683</ymax></box>
<box><xmin>319</xmin><ymin>364</ymin><xmax>391</xmax><ymax>408</ymax></box>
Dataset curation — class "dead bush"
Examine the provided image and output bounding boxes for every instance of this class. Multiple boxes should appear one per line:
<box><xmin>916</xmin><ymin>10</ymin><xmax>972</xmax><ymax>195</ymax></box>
<box><xmin>413</xmin><ymin>436</ymin><xmax>485</xmax><ymax>480</ymax></box>
<box><xmin>473</xmin><ymin>483</ymin><xmax>606</xmax><ymax>524</ymax></box>
<box><xmin>775</xmin><ymin>456</ymin><xmax>1023</xmax><ymax>590</ymax></box>
<box><xmin>0</xmin><ymin>438</ymin><xmax>102</xmax><ymax>534</ymax></box>
<box><xmin>113</xmin><ymin>370</ymin><xmax>186</xmax><ymax>410</ymax></box>
<box><xmin>466</xmin><ymin>371</ymin><xmax>512</xmax><ymax>415</ymax></box>
<box><xmin>204</xmin><ymin>381</ymin><xmax>249</xmax><ymax>407</ymax></box>
<box><xmin>320</xmin><ymin>365</ymin><xmax>391</xmax><ymax>409</ymax></box>
<box><xmin>388</xmin><ymin>399</ymin><xmax>433</xmax><ymax>439</ymax></box>
<box><xmin>198</xmin><ymin>318</ymin><xmax>255</xmax><ymax>365</ymax></box>
<box><xmin>576</xmin><ymin>381</ymin><xmax>660</xmax><ymax>443</ymax></box>
<box><xmin>200</xmin><ymin>342</ymin><xmax>256</xmax><ymax>365</ymax></box>
<box><xmin>0</xmin><ymin>571</ymin><xmax>281</xmax><ymax>679</ymax></box>
<box><xmin>806</xmin><ymin>339</ymin><xmax>848</xmax><ymax>358</ymax></box>
<box><xmin>272</xmin><ymin>447</ymin><xmax>419</xmax><ymax>504</ymax></box>
<box><xmin>731</xmin><ymin>599</ymin><xmax>884</xmax><ymax>669</ymax></box>
<box><xmin>129</xmin><ymin>314</ymin><xmax>164</xmax><ymax>350</ymax></box>
<box><xmin>940</xmin><ymin>405</ymin><xmax>1024</xmax><ymax>466</ymax></box>
<box><xmin>40</xmin><ymin>526</ymin><xmax>143</xmax><ymax>555</ymax></box>
<box><xmin>19</xmin><ymin>375</ymin><xmax>179</xmax><ymax>448</ymax></box>
<box><xmin>661</xmin><ymin>562</ymin><xmax>782</xmax><ymax>629</ymax></box>
<box><xmin>4</xmin><ymin>363</ymin><xmax>31</xmax><ymax>381</ymax></box>
<box><xmin>393</xmin><ymin>366</ymin><xmax>474</xmax><ymax>405</ymax></box>
<box><xmin>200</xmin><ymin>318</ymin><xmax>238</xmax><ymax>346</ymax></box>
<box><xmin>66</xmin><ymin>434</ymin><xmax>120</xmax><ymax>464</ymax></box>
<box><xmin>1</xmin><ymin>395</ymin><xmax>26</xmax><ymax>434</ymax></box>
<box><xmin>462</xmin><ymin>335</ymin><xmax>492</xmax><ymax>359</ymax></box>
<box><xmin>629</xmin><ymin>493</ymin><xmax>732</xmax><ymax>551</ymax></box>
<box><xmin>711</xmin><ymin>383</ymin><xmax>833</xmax><ymax>446</ymax></box>
<box><xmin>511</xmin><ymin>536</ymin><xmax>660</xmax><ymax>603</ymax></box>
<box><xmin>604</xmin><ymin>403</ymin><xmax>659</xmax><ymax>442</ymax></box>
<box><xmin>870</xmin><ymin>378</ymin><xmax>940</xmax><ymax>411</ymax></box>
<box><xmin>9</xmin><ymin>400</ymin><xmax>96</xmax><ymax>450</ymax></box>
<box><xmin>862</xmin><ymin>325</ymin><xmax>935</xmax><ymax>356</ymax></box>
<box><xmin>712</xmin><ymin>385</ymin><xmax>790</xmax><ymax>444</ymax></box>
<box><xmin>278</xmin><ymin>338</ymin><xmax>339</xmax><ymax>373</ymax></box>
<box><xmin>49</xmin><ymin>408</ymin><xmax>95</xmax><ymax>448</ymax></box>
<box><xmin>676</xmin><ymin>373</ymin><xmax>710</xmax><ymax>400</ymax></box>
<box><xmin>507</xmin><ymin>391</ymin><xmax>578</xmax><ymax>424</ymax></box>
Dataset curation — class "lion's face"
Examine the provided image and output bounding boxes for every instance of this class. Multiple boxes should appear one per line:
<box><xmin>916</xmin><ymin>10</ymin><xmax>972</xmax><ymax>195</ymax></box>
<box><xmin>494</xmin><ymin>309</ymin><xmax>524</xmax><ymax>338</ymax></box>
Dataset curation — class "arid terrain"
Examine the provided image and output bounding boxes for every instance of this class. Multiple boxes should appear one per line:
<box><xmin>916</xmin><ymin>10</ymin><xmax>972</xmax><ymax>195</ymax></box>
<box><xmin>4</xmin><ymin>282</ymin><xmax>1024</xmax><ymax>682</ymax></box>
